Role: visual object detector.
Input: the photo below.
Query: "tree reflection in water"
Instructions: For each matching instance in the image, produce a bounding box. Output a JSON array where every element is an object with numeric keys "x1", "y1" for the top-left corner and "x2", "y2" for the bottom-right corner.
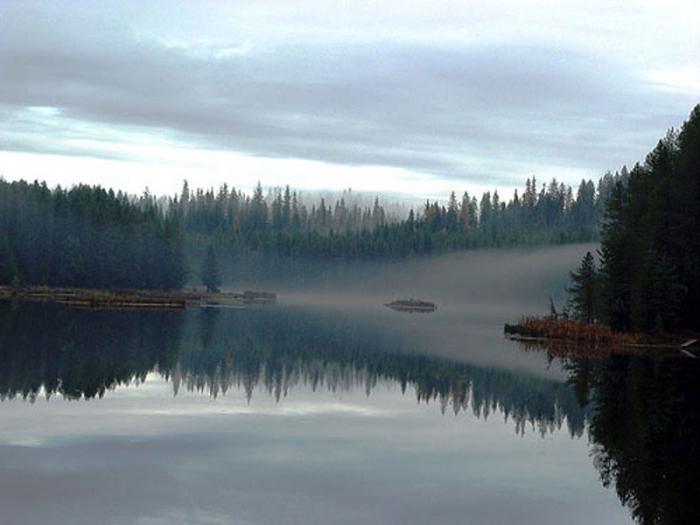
[
  {"x1": 1, "y1": 301, "x2": 585, "y2": 436},
  {"x1": 515, "y1": 336, "x2": 700, "y2": 525},
  {"x1": 563, "y1": 354, "x2": 700, "y2": 525},
  {"x1": 2, "y1": 301, "x2": 698, "y2": 523}
]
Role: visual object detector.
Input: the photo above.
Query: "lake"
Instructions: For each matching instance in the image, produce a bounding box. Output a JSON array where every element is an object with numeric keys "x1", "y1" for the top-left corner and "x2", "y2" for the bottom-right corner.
[{"x1": 1, "y1": 247, "x2": 698, "y2": 525}]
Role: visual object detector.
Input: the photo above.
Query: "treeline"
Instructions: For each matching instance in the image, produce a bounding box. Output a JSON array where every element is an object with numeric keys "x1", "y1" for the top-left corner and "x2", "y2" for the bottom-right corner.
[
  {"x1": 566, "y1": 105, "x2": 700, "y2": 333},
  {"x1": 0, "y1": 180, "x2": 186, "y2": 289},
  {"x1": 0, "y1": 168, "x2": 618, "y2": 289},
  {"x1": 175, "y1": 174, "x2": 617, "y2": 261}
]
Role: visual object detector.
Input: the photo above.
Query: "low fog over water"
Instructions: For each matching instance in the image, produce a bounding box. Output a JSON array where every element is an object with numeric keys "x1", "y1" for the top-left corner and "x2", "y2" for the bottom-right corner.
[
  {"x1": 276, "y1": 243, "x2": 592, "y2": 309},
  {"x1": 0, "y1": 242, "x2": 655, "y2": 525},
  {"x1": 258, "y1": 243, "x2": 598, "y2": 378}
]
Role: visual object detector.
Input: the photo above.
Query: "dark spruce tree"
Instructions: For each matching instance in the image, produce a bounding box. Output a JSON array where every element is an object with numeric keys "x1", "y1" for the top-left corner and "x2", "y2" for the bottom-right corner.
[
  {"x1": 201, "y1": 244, "x2": 221, "y2": 293},
  {"x1": 567, "y1": 251, "x2": 600, "y2": 324},
  {"x1": 595, "y1": 104, "x2": 700, "y2": 332}
]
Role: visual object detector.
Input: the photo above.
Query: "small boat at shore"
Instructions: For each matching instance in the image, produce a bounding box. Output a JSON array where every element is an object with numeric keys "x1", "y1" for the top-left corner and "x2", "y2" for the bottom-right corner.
[{"x1": 385, "y1": 299, "x2": 437, "y2": 313}]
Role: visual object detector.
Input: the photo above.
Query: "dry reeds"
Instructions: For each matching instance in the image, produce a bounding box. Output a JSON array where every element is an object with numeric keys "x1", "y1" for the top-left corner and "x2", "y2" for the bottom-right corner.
[{"x1": 505, "y1": 316, "x2": 639, "y2": 346}]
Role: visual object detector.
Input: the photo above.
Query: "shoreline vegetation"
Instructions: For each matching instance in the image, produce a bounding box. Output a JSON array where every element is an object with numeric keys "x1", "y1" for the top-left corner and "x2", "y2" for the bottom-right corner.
[
  {"x1": 513, "y1": 105, "x2": 700, "y2": 358},
  {"x1": 505, "y1": 316, "x2": 640, "y2": 346},
  {"x1": 565, "y1": 106, "x2": 700, "y2": 336},
  {"x1": 0, "y1": 285, "x2": 276, "y2": 310},
  {"x1": 504, "y1": 316, "x2": 699, "y2": 357}
]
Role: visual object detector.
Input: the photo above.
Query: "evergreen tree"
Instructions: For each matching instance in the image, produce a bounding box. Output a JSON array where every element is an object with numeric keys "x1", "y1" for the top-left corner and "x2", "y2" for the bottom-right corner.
[
  {"x1": 1, "y1": 162, "x2": 615, "y2": 288},
  {"x1": 568, "y1": 251, "x2": 599, "y2": 324},
  {"x1": 161, "y1": 217, "x2": 187, "y2": 290},
  {"x1": 201, "y1": 244, "x2": 221, "y2": 293},
  {"x1": 0, "y1": 180, "x2": 187, "y2": 290},
  {"x1": 592, "y1": 104, "x2": 700, "y2": 332}
]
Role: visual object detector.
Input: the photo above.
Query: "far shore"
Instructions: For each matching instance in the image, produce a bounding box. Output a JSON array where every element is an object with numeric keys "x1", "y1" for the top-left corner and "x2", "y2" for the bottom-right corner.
[{"x1": 0, "y1": 285, "x2": 276, "y2": 311}]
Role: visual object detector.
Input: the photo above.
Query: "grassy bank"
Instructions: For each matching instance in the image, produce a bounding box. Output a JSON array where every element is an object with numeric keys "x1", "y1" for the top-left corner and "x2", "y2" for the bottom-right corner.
[
  {"x1": 505, "y1": 316, "x2": 640, "y2": 346},
  {"x1": 504, "y1": 317, "x2": 699, "y2": 358}
]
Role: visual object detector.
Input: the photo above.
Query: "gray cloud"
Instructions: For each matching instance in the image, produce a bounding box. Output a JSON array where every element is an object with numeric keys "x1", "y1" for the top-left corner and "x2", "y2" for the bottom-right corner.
[{"x1": 1, "y1": 3, "x2": 697, "y2": 188}]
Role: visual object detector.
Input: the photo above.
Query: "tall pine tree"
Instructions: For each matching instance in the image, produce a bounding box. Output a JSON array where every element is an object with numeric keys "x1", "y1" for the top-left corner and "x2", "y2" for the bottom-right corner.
[{"x1": 568, "y1": 251, "x2": 600, "y2": 324}]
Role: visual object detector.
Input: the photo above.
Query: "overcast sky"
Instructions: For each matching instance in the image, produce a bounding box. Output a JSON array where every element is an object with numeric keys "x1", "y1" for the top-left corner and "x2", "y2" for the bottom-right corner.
[{"x1": 1, "y1": 0, "x2": 698, "y2": 199}]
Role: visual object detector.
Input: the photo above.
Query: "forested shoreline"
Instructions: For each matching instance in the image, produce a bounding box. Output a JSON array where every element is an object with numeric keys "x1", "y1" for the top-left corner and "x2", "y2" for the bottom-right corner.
[
  {"x1": 0, "y1": 170, "x2": 616, "y2": 289},
  {"x1": 566, "y1": 105, "x2": 700, "y2": 333},
  {"x1": 7, "y1": 105, "x2": 698, "y2": 296},
  {"x1": 175, "y1": 171, "x2": 614, "y2": 258},
  {"x1": 0, "y1": 182, "x2": 186, "y2": 289}
]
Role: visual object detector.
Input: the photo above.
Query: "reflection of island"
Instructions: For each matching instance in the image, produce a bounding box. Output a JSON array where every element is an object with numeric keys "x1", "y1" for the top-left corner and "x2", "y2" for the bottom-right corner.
[{"x1": 0, "y1": 301, "x2": 584, "y2": 436}]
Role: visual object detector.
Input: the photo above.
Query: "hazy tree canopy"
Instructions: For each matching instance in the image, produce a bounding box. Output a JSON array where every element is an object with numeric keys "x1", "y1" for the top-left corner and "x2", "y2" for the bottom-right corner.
[
  {"x1": 0, "y1": 180, "x2": 186, "y2": 289},
  {"x1": 594, "y1": 104, "x2": 700, "y2": 332},
  {"x1": 172, "y1": 172, "x2": 612, "y2": 272},
  {"x1": 1, "y1": 172, "x2": 611, "y2": 289}
]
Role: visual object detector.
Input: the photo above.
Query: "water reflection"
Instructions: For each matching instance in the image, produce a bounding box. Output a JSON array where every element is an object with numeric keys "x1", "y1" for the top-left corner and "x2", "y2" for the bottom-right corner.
[
  {"x1": 1, "y1": 301, "x2": 698, "y2": 524},
  {"x1": 563, "y1": 354, "x2": 700, "y2": 525},
  {"x1": 1, "y1": 302, "x2": 585, "y2": 436},
  {"x1": 0, "y1": 302, "x2": 182, "y2": 401}
]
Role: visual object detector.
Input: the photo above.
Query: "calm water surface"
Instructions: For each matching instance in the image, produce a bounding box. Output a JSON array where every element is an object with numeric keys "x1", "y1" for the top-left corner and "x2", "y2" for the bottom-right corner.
[{"x1": 0, "y1": 294, "x2": 697, "y2": 525}]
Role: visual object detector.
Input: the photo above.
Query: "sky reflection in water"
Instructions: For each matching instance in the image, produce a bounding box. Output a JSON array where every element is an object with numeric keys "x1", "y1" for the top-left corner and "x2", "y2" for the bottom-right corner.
[{"x1": 0, "y1": 296, "x2": 643, "y2": 525}]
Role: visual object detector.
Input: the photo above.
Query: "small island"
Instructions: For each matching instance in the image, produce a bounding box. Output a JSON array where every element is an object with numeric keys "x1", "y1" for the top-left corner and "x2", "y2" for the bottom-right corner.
[{"x1": 385, "y1": 299, "x2": 437, "y2": 313}]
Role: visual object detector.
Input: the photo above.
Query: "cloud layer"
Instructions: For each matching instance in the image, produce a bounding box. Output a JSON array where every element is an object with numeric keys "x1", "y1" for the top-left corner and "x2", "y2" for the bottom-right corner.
[{"x1": 1, "y1": 1, "x2": 699, "y2": 194}]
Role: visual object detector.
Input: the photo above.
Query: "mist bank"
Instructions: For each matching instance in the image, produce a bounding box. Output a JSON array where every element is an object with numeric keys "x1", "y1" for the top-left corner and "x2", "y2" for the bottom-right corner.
[
  {"x1": 234, "y1": 243, "x2": 597, "y2": 313},
  {"x1": 233, "y1": 243, "x2": 598, "y2": 377},
  {"x1": 0, "y1": 242, "x2": 595, "y2": 382},
  {"x1": 1, "y1": 170, "x2": 612, "y2": 290},
  {"x1": 182, "y1": 172, "x2": 615, "y2": 285}
]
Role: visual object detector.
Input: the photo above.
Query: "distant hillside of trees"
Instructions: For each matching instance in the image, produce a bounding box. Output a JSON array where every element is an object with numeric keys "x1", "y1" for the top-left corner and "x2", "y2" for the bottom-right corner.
[
  {"x1": 566, "y1": 105, "x2": 700, "y2": 333},
  {"x1": 176, "y1": 172, "x2": 620, "y2": 283},
  {"x1": 0, "y1": 181, "x2": 186, "y2": 289},
  {"x1": 1, "y1": 167, "x2": 621, "y2": 289},
  {"x1": 175, "y1": 173, "x2": 618, "y2": 261}
]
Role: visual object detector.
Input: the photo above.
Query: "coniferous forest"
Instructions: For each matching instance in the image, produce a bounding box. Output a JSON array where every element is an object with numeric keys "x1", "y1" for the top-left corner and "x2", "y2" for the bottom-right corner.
[
  {"x1": 2, "y1": 103, "x2": 698, "y2": 337},
  {"x1": 5, "y1": 5, "x2": 700, "y2": 525},
  {"x1": 566, "y1": 105, "x2": 700, "y2": 333},
  {"x1": 0, "y1": 171, "x2": 620, "y2": 289},
  {"x1": 176, "y1": 170, "x2": 615, "y2": 260},
  {"x1": 0, "y1": 182, "x2": 186, "y2": 289}
]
